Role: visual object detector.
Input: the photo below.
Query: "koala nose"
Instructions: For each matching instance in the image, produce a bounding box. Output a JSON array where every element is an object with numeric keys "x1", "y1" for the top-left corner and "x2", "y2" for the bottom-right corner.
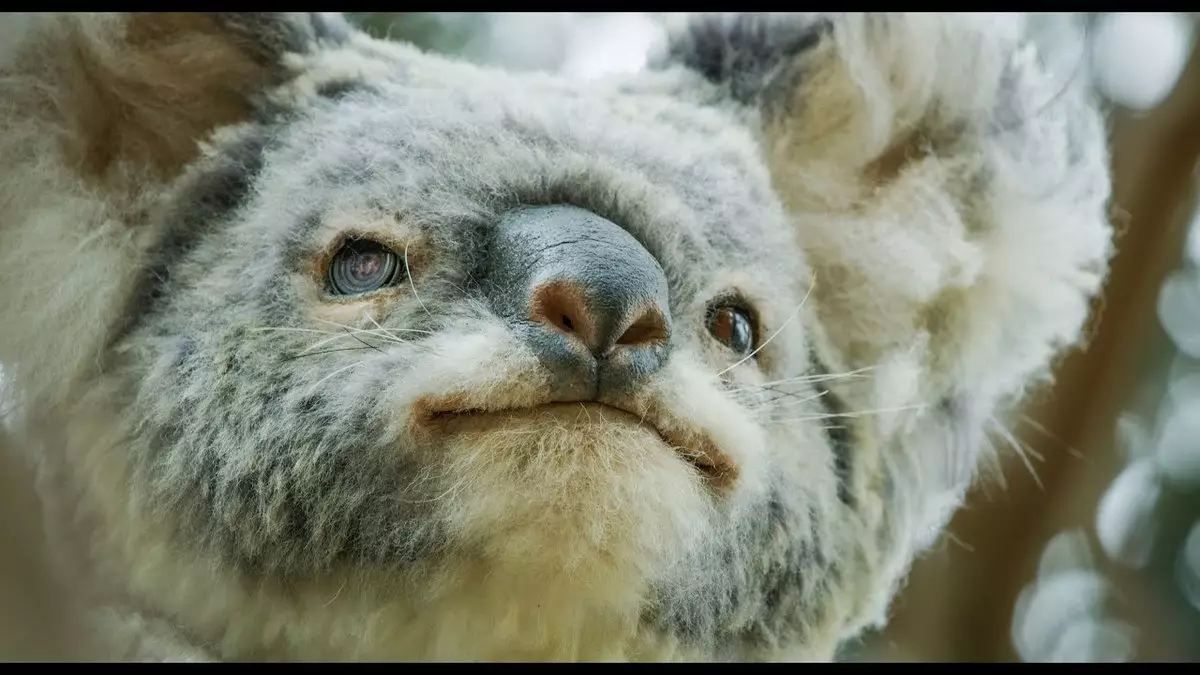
[{"x1": 483, "y1": 205, "x2": 672, "y2": 400}]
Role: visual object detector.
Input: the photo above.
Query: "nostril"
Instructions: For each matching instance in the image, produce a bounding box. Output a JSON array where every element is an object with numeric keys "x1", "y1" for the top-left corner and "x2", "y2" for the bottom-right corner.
[
  {"x1": 487, "y1": 205, "x2": 674, "y2": 388},
  {"x1": 615, "y1": 308, "x2": 670, "y2": 347},
  {"x1": 550, "y1": 310, "x2": 580, "y2": 337},
  {"x1": 530, "y1": 280, "x2": 598, "y2": 349},
  {"x1": 530, "y1": 278, "x2": 672, "y2": 356}
]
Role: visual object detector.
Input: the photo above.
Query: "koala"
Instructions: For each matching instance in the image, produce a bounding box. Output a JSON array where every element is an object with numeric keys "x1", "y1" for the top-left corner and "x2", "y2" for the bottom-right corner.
[{"x1": 0, "y1": 12, "x2": 1112, "y2": 662}]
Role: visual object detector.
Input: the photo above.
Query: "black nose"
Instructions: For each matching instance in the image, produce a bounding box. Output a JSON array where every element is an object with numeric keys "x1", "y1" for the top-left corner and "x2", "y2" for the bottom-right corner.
[{"x1": 483, "y1": 205, "x2": 672, "y2": 400}]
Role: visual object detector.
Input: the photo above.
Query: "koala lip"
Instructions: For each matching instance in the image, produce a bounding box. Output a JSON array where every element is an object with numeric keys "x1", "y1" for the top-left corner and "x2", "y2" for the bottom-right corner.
[{"x1": 415, "y1": 397, "x2": 737, "y2": 487}]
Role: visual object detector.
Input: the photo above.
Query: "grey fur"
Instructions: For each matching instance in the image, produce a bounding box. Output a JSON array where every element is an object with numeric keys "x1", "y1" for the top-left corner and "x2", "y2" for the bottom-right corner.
[
  {"x1": 0, "y1": 12, "x2": 1113, "y2": 661},
  {"x1": 116, "y1": 30, "x2": 815, "y2": 630}
]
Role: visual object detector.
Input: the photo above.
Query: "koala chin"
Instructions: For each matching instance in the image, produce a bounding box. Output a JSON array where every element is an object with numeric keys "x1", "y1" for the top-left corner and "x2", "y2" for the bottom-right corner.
[{"x1": 0, "y1": 12, "x2": 1113, "y2": 662}]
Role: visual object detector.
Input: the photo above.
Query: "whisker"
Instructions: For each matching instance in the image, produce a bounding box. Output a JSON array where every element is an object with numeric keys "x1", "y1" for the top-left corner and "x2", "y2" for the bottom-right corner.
[
  {"x1": 244, "y1": 324, "x2": 394, "y2": 357},
  {"x1": 306, "y1": 360, "x2": 365, "y2": 395},
  {"x1": 763, "y1": 403, "x2": 928, "y2": 424},
  {"x1": 312, "y1": 317, "x2": 432, "y2": 339},
  {"x1": 252, "y1": 322, "x2": 433, "y2": 346},
  {"x1": 736, "y1": 386, "x2": 831, "y2": 409},
  {"x1": 250, "y1": 326, "x2": 339, "y2": 336},
  {"x1": 265, "y1": 322, "x2": 442, "y2": 360},
  {"x1": 404, "y1": 242, "x2": 433, "y2": 319},
  {"x1": 344, "y1": 327, "x2": 384, "y2": 354},
  {"x1": 281, "y1": 346, "x2": 382, "y2": 361},
  {"x1": 716, "y1": 273, "x2": 816, "y2": 377},
  {"x1": 363, "y1": 311, "x2": 413, "y2": 348},
  {"x1": 295, "y1": 329, "x2": 376, "y2": 356},
  {"x1": 734, "y1": 362, "x2": 878, "y2": 389}
]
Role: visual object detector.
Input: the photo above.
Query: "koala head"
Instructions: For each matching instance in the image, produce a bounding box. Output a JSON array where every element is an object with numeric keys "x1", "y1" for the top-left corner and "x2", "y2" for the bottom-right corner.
[{"x1": 0, "y1": 13, "x2": 1112, "y2": 661}]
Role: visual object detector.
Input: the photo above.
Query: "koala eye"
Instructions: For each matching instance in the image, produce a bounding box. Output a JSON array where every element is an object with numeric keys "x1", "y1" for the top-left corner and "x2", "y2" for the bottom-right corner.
[
  {"x1": 328, "y1": 239, "x2": 404, "y2": 296},
  {"x1": 706, "y1": 303, "x2": 757, "y2": 358}
]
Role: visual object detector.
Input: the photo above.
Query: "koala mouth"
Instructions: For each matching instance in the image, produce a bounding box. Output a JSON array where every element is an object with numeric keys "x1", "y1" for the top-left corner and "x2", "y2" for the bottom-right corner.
[{"x1": 417, "y1": 398, "x2": 737, "y2": 487}]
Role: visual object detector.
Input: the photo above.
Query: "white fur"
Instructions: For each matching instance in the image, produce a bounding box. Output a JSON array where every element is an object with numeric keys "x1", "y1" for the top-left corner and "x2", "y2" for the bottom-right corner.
[{"x1": 0, "y1": 13, "x2": 1112, "y2": 662}]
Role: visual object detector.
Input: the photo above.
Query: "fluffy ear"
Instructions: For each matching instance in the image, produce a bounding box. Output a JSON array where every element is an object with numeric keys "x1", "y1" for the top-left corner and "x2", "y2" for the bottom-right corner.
[
  {"x1": 656, "y1": 13, "x2": 1113, "y2": 414},
  {"x1": 2, "y1": 13, "x2": 352, "y2": 183},
  {"x1": 656, "y1": 14, "x2": 1114, "y2": 636},
  {"x1": 0, "y1": 13, "x2": 354, "y2": 407}
]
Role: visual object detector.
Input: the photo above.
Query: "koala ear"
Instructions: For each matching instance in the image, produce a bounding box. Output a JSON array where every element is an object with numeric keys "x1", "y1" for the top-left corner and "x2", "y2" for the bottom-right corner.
[
  {"x1": 2, "y1": 13, "x2": 352, "y2": 185},
  {"x1": 656, "y1": 13, "x2": 1113, "y2": 413},
  {"x1": 0, "y1": 13, "x2": 357, "y2": 408}
]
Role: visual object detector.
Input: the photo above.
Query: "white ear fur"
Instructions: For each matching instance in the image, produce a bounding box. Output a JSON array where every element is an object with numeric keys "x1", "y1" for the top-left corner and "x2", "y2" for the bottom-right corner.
[
  {"x1": 0, "y1": 14, "x2": 318, "y2": 409},
  {"x1": 790, "y1": 22, "x2": 1115, "y2": 637},
  {"x1": 768, "y1": 16, "x2": 1112, "y2": 580},
  {"x1": 756, "y1": 14, "x2": 1112, "y2": 415},
  {"x1": 659, "y1": 17, "x2": 1113, "y2": 634}
]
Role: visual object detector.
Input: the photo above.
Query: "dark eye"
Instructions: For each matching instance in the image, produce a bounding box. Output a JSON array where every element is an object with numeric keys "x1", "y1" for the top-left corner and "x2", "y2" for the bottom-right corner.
[
  {"x1": 328, "y1": 239, "x2": 404, "y2": 296},
  {"x1": 706, "y1": 304, "x2": 757, "y2": 357}
]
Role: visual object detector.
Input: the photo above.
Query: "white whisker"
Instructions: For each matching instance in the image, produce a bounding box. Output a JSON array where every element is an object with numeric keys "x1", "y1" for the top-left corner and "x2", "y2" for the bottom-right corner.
[
  {"x1": 404, "y1": 242, "x2": 433, "y2": 319},
  {"x1": 717, "y1": 273, "x2": 816, "y2": 377},
  {"x1": 764, "y1": 403, "x2": 928, "y2": 424},
  {"x1": 744, "y1": 389, "x2": 832, "y2": 410},
  {"x1": 306, "y1": 360, "x2": 366, "y2": 395},
  {"x1": 758, "y1": 365, "x2": 878, "y2": 388},
  {"x1": 362, "y1": 310, "x2": 416, "y2": 348},
  {"x1": 297, "y1": 330, "x2": 371, "y2": 355},
  {"x1": 250, "y1": 327, "x2": 338, "y2": 336},
  {"x1": 251, "y1": 325, "x2": 388, "y2": 354},
  {"x1": 312, "y1": 317, "x2": 432, "y2": 339}
]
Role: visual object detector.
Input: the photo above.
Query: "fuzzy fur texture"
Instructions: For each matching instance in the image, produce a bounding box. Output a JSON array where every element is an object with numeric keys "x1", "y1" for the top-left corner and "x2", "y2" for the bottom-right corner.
[{"x1": 0, "y1": 12, "x2": 1112, "y2": 662}]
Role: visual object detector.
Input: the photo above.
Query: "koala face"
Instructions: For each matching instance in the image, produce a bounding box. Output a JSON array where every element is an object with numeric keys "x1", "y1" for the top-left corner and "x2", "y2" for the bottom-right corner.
[
  {"x1": 116, "y1": 42, "x2": 836, "y2": 658},
  {"x1": 0, "y1": 13, "x2": 1112, "y2": 661}
]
